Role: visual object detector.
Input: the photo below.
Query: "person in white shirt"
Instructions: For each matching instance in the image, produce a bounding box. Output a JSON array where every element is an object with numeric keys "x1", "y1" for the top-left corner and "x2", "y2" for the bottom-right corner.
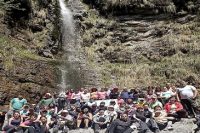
[
  {"x1": 105, "y1": 106, "x2": 118, "y2": 123},
  {"x1": 81, "y1": 89, "x2": 91, "y2": 103},
  {"x1": 177, "y1": 83, "x2": 198, "y2": 117}
]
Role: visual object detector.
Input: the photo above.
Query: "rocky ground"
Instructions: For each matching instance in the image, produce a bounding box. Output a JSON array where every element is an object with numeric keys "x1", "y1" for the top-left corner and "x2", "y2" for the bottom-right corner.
[{"x1": 67, "y1": 119, "x2": 197, "y2": 133}]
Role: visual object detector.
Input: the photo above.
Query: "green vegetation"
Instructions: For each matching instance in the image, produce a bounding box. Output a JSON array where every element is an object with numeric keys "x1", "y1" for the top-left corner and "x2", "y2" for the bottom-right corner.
[
  {"x1": 84, "y1": 0, "x2": 198, "y2": 14},
  {"x1": 0, "y1": 35, "x2": 58, "y2": 71},
  {"x1": 82, "y1": 2, "x2": 200, "y2": 88}
]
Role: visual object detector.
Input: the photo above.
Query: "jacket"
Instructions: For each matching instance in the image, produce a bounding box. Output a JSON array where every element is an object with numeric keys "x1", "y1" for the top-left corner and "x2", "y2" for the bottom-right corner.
[{"x1": 164, "y1": 102, "x2": 183, "y2": 113}]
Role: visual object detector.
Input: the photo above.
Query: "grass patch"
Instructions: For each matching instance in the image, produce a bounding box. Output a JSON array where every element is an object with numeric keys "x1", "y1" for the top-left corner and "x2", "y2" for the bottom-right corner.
[{"x1": 0, "y1": 35, "x2": 58, "y2": 70}]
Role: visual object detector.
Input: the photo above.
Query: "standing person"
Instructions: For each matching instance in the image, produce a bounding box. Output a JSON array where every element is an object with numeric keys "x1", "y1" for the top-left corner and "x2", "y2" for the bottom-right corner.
[
  {"x1": 105, "y1": 88, "x2": 110, "y2": 99},
  {"x1": 10, "y1": 95, "x2": 27, "y2": 111},
  {"x1": 177, "y1": 83, "x2": 198, "y2": 117}
]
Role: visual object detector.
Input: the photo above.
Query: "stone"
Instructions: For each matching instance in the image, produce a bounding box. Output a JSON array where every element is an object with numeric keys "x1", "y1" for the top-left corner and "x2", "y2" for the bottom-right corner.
[{"x1": 30, "y1": 24, "x2": 44, "y2": 32}]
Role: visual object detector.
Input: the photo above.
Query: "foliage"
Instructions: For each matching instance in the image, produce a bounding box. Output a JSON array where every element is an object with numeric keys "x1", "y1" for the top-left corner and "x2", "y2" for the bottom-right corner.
[
  {"x1": 0, "y1": 0, "x2": 20, "y2": 11},
  {"x1": 84, "y1": 0, "x2": 199, "y2": 14}
]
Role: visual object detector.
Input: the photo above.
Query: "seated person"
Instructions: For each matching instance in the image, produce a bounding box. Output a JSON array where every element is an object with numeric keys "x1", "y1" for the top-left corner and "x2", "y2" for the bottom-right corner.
[
  {"x1": 153, "y1": 105, "x2": 174, "y2": 130},
  {"x1": 93, "y1": 109, "x2": 109, "y2": 133},
  {"x1": 55, "y1": 109, "x2": 75, "y2": 132},
  {"x1": 98, "y1": 102, "x2": 107, "y2": 111},
  {"x1": 20, "y1": 113, "x2": 41, "y2": 133},
  {"x1": 149, "y1": 95, "x2": 163, "y2": 110},
  {"x1": 105, "y1": 106, "x2": 118, "y2": 123},
  {"x1": 134, "y1": 106, "x2": 160, "y2": 133},
  {"x1": 39, "y1": 116, "x2": 50, "y2": 133},
  {"x1": 160, "y1": 87, "x2": 173, "y2": 104},
  {"x1": 3, "y1": 111, "x2": 22, "y2": 133},
  {"x1": 20, "y1": 105, "x2": 29, "y2": 116},
  {"x1": 108, "y1": 113, "x2": 133, "y2": 133},
  {"x1": 164, "y1": 96, "x2": 187, "y2": 119},
  {"x1": 77, "y1": 107, "x2": 93, "y2": 128},
  {"x1": 0, "y1": 110, "x2": 6, "y2": 130}
]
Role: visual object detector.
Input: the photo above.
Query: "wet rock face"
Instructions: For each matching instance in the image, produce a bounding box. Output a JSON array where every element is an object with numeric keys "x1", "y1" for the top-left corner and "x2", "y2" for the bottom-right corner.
[
  {"x1": 0, "y1": 58, "x2": 57, "y2": 103},
  {"x1": 4, "y1": 0, "x2": 61, "y2": 58},
  {"x1": 79, "y1": 0, "x2": 200, "y2": 87}
]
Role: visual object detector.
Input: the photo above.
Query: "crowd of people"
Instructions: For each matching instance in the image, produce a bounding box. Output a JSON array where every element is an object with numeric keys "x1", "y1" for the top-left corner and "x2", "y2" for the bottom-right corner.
[{"x1": 0, "y1": 83, "x2": 199, "y2": 133}]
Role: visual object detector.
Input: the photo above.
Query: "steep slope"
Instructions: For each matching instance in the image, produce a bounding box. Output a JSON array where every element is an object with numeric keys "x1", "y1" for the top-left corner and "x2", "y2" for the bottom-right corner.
[
  {"x1": 80, "y1": 0, "x2": 200, "y2": 88},
  {"x1": 0, "y1": 0, "x2": 60, "y2": 103}
]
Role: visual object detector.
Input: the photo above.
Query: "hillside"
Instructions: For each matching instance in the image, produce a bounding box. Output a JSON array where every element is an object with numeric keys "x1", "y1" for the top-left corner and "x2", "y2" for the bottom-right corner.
[{"x1": 0, "y1": 0, "x2": 200, "y2": 101}]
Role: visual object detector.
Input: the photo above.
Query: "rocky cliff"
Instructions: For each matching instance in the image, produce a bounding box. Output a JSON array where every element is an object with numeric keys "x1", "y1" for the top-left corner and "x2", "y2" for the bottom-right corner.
[
  {"x1": 1, "y1": 0, "x2": 200, "y2": 102},
  {"x1": 0, "y1": 0, "x2": 61, "y2": 103},
  {"x1": 79, "y1": 0, "x2": 200, "y2": 88}
]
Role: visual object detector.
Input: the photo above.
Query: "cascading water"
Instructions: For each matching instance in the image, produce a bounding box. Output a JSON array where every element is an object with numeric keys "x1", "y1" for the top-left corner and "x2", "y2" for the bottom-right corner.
[{"x1": 58, "y1": 0, "x2": 84, "y2": 90}]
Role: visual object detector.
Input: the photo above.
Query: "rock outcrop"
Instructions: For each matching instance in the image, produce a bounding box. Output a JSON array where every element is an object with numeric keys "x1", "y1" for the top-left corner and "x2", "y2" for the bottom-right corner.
[
  {"x1": 80, "y1": 0, "x2": 200, "y2": 88},
  {"x1": 0, "y1": 0, "x2": 60, "y2": 102}
]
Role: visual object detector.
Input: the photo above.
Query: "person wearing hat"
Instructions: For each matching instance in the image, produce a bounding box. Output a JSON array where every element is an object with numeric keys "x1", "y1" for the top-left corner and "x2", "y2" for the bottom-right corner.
[
  {"x1": 149, "y1": 95, "x2": 163, "y2": 110},
  {"x1": 90, "y1": 103, "x2": 98, "y2": 115},
  {"x1": 153, "y1": 105, "x2": 174, "y2": 130},
  {"x1": 105, "y1": 105, "x2": 118, "y2": 123},
  {"x1": 98, "y1": 101, "x2": 107, "y2": 111},
  {"x1": 93, "y1": 109, "x2": 109, "y2": 133},
  {"x1": 54, "y1": 109, "x2": 74, "y2": 132},
  {"x1": 164, "y1": 96, "x2": 187, "y2": 118}
]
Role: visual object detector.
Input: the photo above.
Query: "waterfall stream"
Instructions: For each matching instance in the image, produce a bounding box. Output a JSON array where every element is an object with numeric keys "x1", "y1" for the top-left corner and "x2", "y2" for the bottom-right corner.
[{"x1": 58, "y1": 0, "x2": 82, "y2": 91}]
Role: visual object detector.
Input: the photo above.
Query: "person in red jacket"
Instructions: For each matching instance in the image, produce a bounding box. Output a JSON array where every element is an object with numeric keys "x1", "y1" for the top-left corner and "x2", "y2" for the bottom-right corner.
[{"x1": 164, "y1": 96, "x2": 187, "y2": 119}]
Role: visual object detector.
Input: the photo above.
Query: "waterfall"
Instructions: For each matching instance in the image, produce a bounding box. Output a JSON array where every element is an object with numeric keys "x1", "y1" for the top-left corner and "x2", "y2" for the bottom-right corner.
[
  {"x1": 58, "y1": 0, "x2": 83, "y2": 90},
  {"x1": 59, "y1": 0, "x2": 75, "y2": 48},
  {"x1": 57, "y1": 69, "x2": 67, "y2": 91}
]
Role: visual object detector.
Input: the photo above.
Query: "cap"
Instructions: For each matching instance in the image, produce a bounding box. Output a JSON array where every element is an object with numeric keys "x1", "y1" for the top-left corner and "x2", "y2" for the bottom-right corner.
[
  {"x1": 152, "y1": 94, "x2": 157, "y2": 98},
  {"x1": 61, "y1": 110, "x2": 68, "y2": 113},
  {"x1": 108, "y1": 105, "x2": 114, "y2": 109},
  {"x1": 137, "y1": 105, "x2": 144, "y2": 109},
  {"x1": 100, "y1": 102, "x2": 105, "y2": 105}
]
